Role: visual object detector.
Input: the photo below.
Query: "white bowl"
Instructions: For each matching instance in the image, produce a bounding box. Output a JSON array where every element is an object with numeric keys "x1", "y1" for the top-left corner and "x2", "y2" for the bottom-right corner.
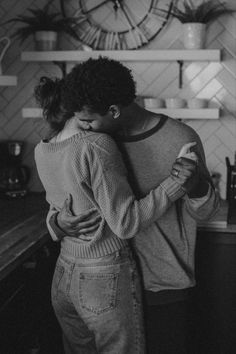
[
  {"x1": 187, "y1": 98, "x2": 208, "y2": 109},
  {"x1": 144, "y1": 97, "x2": 165, "y2": 108},
  {"x1": 165, "y1": 98, "x2": 186, "y2": 109}
]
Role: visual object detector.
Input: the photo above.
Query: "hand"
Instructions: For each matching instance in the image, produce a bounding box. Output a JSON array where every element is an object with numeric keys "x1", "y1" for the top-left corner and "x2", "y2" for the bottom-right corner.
[
  {"x1": 171, "y1": 154, "x2": 199, "y2": 193},
  {"x1": 76, "y1": 115, "x2": 91, "y2": 131},
  {"x1": 177, "y1": 142, "x2": 197, "y2": 160},
  {"x1": 171, "y1": 142, "x2": 199, "y2": 192},
  {"x1": 177, "y1": 142, "x2": 210, "y2": 197},
  {"x1": 57, "y1": 194, "x2": 101, "y2": 240}
]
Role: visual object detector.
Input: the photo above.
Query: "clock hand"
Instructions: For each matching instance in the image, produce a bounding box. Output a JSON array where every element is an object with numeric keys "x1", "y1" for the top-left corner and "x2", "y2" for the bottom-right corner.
[
  {"x1": 111, "y1": 0, "x2": 122, "y2": 12},
  {"x1": 118, "y1": 2, "x2": 135, "y2": 29},
  {"x1": 119, "y1": 1, "x2": 149, "y2": 48},
  {"x1": 83, "y1": 0, "x2": 111, "y2": 14}
]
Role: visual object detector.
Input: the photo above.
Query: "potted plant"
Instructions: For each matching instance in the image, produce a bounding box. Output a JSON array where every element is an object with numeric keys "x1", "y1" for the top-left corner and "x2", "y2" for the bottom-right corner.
[
  {"x1": 6, "y1": 2, "x2": 79, "y2": 51},
  {"x1": 159, "y1": 0, "x2": 233, "y2": 49}
]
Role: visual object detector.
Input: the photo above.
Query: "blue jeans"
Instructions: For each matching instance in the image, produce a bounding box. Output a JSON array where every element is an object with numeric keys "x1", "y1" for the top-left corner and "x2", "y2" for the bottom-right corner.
[{"x1": 51, "y1": 247, "x2": 145, "y2": 354}]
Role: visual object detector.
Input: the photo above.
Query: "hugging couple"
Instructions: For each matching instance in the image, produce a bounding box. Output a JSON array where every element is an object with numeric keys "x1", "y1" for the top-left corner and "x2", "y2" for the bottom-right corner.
[{"x1": 35, "y1": 57, "x2": 218, "y2": 354}]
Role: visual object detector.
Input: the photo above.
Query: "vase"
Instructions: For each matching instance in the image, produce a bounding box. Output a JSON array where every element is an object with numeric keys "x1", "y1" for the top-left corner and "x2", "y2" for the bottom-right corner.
[
  {"x1": 183, "y1": 23, "x2": 206, "y2": 49},
  {"x1": 34, "y1": 31, "x2": 58, "y2": 51}
]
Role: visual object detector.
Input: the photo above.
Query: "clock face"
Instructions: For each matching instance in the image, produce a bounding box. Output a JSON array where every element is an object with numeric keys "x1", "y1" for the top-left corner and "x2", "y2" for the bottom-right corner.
[{"x1": 61, "y1": 0, "x2": 174, "y2": 50}]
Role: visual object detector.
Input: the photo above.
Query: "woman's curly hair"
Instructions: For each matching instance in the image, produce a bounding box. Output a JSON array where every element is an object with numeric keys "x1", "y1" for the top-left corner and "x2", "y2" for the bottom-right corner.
[
  {"x1": 62, "y1": 57, "x2": 136, "y2": 115},
  {"x1": 34, "y1": 76, "x2": 73, "y2": 135}
]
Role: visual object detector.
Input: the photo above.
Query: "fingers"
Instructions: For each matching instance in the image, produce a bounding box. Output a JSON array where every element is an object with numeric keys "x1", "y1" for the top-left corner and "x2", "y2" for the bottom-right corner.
[
  {"x1": 171, "y1": 167, "x2": 193, "y2": 180},
  {"x1": 66, "y1": 211, "x2": 99, "y2": 225},
  {"x1": 63, "y1": 194, "x2": 73, "y2": 216},
  {"x1": 78, "y1": 120, "x2": 91, "y2": 130},
  {"x1": 76, "y1": 208, "x2": 99, "y2": 221},
  {"x1": 177, "y1": 142, "x2": 196, "y2": 158},
  {"x1": 78, "y1": 235, "x2": 94, "y2": 241},
  {"x1": 58, "y1": 201, "x2": 100, "y2": 234},
  {"x1": 78, "y1": 215, "x2": 101, "y2": 228},
  {"x1": 172, "y1": 157, "x2": 197, "y2": 175},
  {"x1": 181, "y1": 152, "x2": 198, "y2": 162},
  {"x1": 66, "y1": 220, "x2": 100, "y2": 239},
  {"x1": 67, "y1": 215, "x2": 101, "y2": 232},
  {"x1": 78, "y1": 223, "x2": 100, "y2": 234},
  {"x1": 177, "y1": 152, "x2": 198, "y2": 164},
  {"x1": 171, "y1": 156, "x2": 198, "y2": 184}
]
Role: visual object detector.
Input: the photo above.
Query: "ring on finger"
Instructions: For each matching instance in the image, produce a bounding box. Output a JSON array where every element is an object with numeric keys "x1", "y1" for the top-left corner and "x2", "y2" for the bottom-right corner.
[{"x1": 172, "y1": 169, "x2": 180, "y2": 178}]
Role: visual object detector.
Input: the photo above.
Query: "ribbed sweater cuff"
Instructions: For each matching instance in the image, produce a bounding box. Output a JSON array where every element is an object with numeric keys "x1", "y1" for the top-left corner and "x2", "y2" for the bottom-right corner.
[{"x1": 160, "y1": 176, "x2": 186, "y2": 202}]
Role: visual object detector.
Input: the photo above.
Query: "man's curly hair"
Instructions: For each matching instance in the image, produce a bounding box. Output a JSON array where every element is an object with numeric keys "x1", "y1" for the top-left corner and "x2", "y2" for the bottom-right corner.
[{"x1": 62, "y1": 57, "x2": 136, "y2": 115}]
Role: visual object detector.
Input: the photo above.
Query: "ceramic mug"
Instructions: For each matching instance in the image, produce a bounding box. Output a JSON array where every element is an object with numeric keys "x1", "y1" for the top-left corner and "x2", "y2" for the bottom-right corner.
[
  {"x1": 144, "y1": 97, "x2": 165, "y2": 108},
  {"x1": 187, "y1": 98, "x2": 208, "y2": 109},
  {"x1": 165, "y1": 98, "x2": 186, "y2": 109}
]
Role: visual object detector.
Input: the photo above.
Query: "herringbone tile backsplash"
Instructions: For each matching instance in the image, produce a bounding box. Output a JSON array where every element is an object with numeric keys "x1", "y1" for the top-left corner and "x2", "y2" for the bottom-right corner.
[{"x1": 0, "y1": 0, "x2": 236, "y2": 198}]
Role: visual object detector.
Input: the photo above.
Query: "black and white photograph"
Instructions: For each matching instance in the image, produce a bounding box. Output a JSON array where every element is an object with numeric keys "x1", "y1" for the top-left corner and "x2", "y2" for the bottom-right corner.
[{"x1": 0, "y1": 1, "x2": 236, "y2": 353}]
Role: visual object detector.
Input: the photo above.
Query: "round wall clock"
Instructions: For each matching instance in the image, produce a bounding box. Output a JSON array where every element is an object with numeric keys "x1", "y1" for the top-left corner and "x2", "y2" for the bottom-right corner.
[{"x1": 60, "y1": 0, "x2": 174, "y2": 50}]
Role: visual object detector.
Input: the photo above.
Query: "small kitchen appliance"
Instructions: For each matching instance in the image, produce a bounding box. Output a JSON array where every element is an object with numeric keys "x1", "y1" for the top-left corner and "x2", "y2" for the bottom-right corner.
[
  {"x1": 226, "y1": 156, "x2": 236, "y2": 224},
  {"x1": 0, "y1": 141, "x2": 30, "y2": 198}
]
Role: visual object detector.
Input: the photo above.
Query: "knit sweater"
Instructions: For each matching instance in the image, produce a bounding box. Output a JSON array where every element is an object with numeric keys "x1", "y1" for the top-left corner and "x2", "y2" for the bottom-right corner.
[
  {"x1": 116, "y1": 115, "x2": 219, "y2": 297},
  {"x1": 35, "y1": 129, "x2": 185, "y2": 259}
]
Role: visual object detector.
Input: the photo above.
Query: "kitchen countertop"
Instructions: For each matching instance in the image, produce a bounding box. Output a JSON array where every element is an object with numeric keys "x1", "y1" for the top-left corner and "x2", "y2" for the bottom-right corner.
[
  {"x1": 0, "y1": 192, "x2": 50, "y2": 282},
  {"x1": 198, "y1": 199, "x2": 236, "y2": 233},
  {"x1": 0, "y1": 194, "x2": 235, "y2": 282}
]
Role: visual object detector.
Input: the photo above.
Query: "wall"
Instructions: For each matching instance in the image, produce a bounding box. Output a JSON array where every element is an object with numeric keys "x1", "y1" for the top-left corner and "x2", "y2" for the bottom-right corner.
[{"x1": 0, "y1": 0, "x2": 236, "y2": 198}]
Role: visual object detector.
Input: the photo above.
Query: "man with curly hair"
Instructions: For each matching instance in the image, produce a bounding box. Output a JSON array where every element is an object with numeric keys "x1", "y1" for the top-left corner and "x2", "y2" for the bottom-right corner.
[{"x1": 47, "y1": 57, "x2": 218, "y2": 354}]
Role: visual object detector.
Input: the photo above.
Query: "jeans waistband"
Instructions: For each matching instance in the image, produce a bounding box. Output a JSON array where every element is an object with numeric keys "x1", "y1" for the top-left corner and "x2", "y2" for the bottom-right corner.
[
  {"x1": 60, "y1": 236, "x2": 128, "y2": 259},
  {"x1": 59, "y1": 246, "x2": 133, "y2": 267}
]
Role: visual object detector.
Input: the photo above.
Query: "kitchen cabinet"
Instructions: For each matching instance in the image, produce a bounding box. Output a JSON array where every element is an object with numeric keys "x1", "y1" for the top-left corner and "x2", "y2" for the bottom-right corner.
[
  {"x1": 196, "y1": 202, "x2": 236, "y2": 354},
  {"x1": 0, "y1": 193, "x2": 63, "y2": 354},
  {"x1": 21, "y1": 49, "x2": 221, "y2": 119},
  {"x1": 0, "y1": 193, "x2": 49, "y2": 281},
  {"x1": 0, "y1": 241, "x2": 63, "y2": 354}
]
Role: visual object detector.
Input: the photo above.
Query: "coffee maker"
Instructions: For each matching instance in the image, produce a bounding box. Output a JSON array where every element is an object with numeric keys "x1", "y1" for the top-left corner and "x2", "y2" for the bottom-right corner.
[
  {"x1": 0, "y1": 141, "x2": 30, "y2": 198},
  {"x1": 226, "y1": 156, "x2": 236, "y2": 224}
]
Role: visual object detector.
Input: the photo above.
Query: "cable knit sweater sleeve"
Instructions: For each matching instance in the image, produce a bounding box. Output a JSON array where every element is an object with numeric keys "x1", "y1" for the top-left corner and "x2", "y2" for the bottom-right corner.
[{"x1": 85, "y1": 134, "x2": 185, "y2": 239}]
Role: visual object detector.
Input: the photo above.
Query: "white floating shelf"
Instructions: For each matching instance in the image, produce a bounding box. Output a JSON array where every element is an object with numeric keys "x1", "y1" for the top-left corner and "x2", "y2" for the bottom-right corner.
[
  {"x1": 0, "y1": 75, "x2": 17, "y2": 86},
  {"x1": 147, "y1": 108, "x2": 220, "y2": 119},
  {"x1": 21, "y1": 50, "x2": 221, "y2": 62},
  {"x1": 22, "y1": 108, "x2": 43, "y2": 118},
  {"x1": 22, "y1": 108, "x2": 220, "y2": 120}
]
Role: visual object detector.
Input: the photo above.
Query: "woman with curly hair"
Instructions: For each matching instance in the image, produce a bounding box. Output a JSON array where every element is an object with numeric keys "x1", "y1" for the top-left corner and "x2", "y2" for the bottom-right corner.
[{"x1": 34, "y1": 58, "x2": 200, "y2": 354}]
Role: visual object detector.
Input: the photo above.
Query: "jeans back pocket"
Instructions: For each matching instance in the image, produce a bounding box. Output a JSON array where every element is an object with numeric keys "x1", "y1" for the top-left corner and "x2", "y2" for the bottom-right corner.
[{"x1": 79, "y1": 272, "x2": 118, "y2": 315}]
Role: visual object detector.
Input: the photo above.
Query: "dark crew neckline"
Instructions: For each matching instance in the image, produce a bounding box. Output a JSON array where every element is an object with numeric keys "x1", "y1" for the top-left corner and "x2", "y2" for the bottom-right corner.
[{"x1": 117, "y1": 115, "x2": 168, "y2": 142}]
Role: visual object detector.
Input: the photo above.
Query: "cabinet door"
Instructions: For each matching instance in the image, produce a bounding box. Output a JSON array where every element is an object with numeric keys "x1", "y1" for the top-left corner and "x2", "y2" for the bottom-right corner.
[
  {"x1": 0, "y1": 241, "x2": 63, "y2": 354},
  {"x1": 195, "y1": 231, "x2": 236, "y2": 354}
]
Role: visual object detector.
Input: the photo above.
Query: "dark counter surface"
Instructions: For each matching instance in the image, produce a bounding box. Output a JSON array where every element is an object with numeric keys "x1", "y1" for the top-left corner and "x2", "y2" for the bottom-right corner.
[
  {"x1": 0, "y1": 193, "x2": 50, "y2": 282},
  {"x1": 0, "y1": 193, "x2": 235, "y2": 282},
  {"x1": 198, "y1": 199, "x2": 236, "y2": 234}
]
